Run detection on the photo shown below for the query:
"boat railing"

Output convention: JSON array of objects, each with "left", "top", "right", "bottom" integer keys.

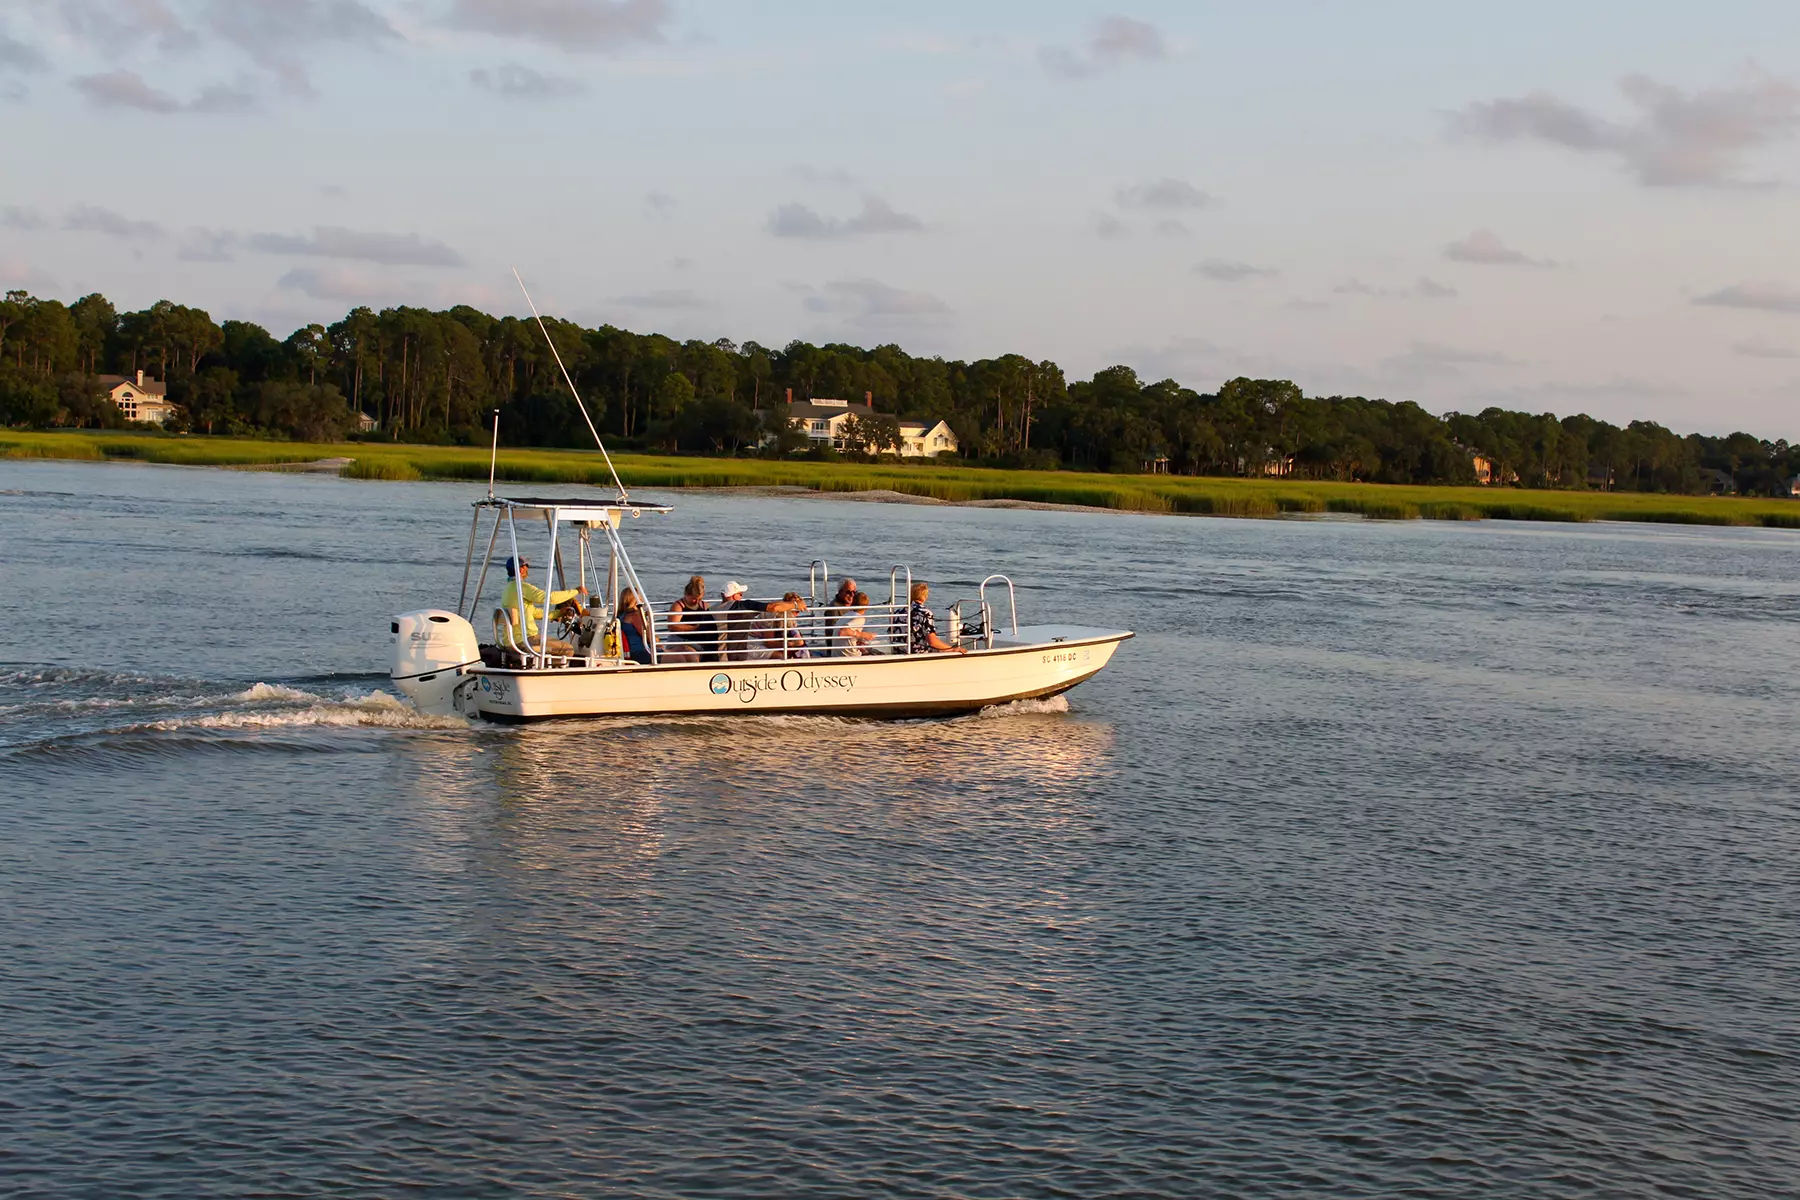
[
  {"left": 649, "top": 600, "right": 917, "bottom": 661},
  {"left": 979, "top": 575, "right": 1019, "bottom": 637}
]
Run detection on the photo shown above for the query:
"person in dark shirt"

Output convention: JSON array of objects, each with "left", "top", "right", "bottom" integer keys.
[
  {"left": 908, "top": 582, "right": 967, "bottom": 655},
  {"left": 666, "top": 575, "right": 717, "bottom": 662},
  {"left": 719, "top": 581, "right": 805, "bottom": 660}
]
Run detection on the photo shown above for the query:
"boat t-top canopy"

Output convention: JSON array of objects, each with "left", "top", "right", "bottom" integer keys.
[{"left": 475, "top": 496, "right": 673, "bottom": 526}]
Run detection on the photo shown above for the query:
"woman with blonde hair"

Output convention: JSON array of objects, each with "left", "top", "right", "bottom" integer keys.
[{"left": 908, "top": 581, "right": 966, "bottom": 655}]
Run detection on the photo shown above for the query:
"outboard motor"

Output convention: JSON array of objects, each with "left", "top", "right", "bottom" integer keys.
[{"left": 390, "top": 610, "right": 481, "bottom": 715}]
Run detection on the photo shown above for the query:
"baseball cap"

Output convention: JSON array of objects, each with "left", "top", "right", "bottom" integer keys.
[{"left": 721, "top": 580, "right": 746, "bottom": 598}]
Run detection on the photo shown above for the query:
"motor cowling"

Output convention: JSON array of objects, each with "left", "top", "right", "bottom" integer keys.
[{"left": 390, "top": 610, "right": 480, "bottom": 715}]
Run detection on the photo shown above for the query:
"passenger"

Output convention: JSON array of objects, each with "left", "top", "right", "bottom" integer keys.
[
  {"left": 499, "top": 556, "right": 586, "bottom": 658},
  {"left": 615, "top": 588, "right": 655, "bottom": 665},
  {"left": 717, "top": 581, "right": 805, "bottom": 661},
  {"left": 771, "top": 591, "right": 812, "bottom": 659},
  {"left": 908, "top": 581, "right": 967, "bottom": 655},
  {"left": 667, "top": 574, "right": 720, "bottom": 663},
  {"left": 830, "top": 577, "right": 858, "bottom": 610},
  {"left": 833, "top": 591, "right": 876, "bottom": 656}
]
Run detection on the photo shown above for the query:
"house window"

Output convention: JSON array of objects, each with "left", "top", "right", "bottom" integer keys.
[{"left": 811, "top": 420, "right": 828, "bottom": 433}]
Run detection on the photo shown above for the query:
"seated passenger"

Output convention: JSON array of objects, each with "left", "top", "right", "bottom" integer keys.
[
  {"left": 833, "top": 591, "right": 876, "bottom": 656},
  {"left": 829, "top": 577, "right": 858, "bottom": 612},
  {"left": 667, "top": 575, "right": 719, "bottom": 663},
  {"left": 718, "top": 581, "right": 806, "bottom": 661},
  {"left": 616, "top": 588, "right": 654, "bottom": 665},
  {"left": 779, "top": 591, "right": 817, "bottom": 658},
  {"left": 908, "top": 581, "right": 967, "bottom": 655},
  {"left": 499, "top": 556, "right": 586, "bottom": 658}
]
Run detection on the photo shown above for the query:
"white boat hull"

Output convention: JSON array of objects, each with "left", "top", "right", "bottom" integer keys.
[{"left": 452, "top": 625, "right": 1131, "bottom": 721}]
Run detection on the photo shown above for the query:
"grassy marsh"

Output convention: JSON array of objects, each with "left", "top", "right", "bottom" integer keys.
[{"left": 5, "top": 429, "right": 1798, "bottom": 529}]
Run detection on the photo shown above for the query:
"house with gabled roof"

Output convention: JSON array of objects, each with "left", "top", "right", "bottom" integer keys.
[
  {"left": 97, "top": 371, "right": 178, "bottom": 425},
  {"left": 775, "top": 390, "right": 958, "bottom": 458}
]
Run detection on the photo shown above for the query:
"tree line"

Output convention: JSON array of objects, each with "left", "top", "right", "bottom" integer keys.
[{"left": 1, "top": 288, "right": 1795, "bottom": 495}]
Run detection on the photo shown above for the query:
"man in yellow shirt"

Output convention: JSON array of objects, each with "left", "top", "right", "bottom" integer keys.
[{"left": 500, "top": 556, "right": 586, "bottom": 656}]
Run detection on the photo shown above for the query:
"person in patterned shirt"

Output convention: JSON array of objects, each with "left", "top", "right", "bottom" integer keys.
[{"left": 908, "top": 581, "right": 967, "bottom": 655}]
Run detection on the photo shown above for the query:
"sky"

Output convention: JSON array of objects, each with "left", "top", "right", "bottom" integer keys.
[{"left": 2, "top": 0, "right": 1798, "bottom": 436}]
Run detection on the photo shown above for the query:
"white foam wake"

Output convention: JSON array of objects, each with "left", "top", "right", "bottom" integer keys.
[
  {"left": 148, "top": 689, "right": 471, "bottom": 732},
  {"left": 978, "top": 695, "right": 1071, "bottom": 718}
]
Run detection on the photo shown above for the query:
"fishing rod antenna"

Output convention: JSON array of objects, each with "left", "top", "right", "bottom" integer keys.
[
  {"left": 511, "top": 266, "right": 628, "bottom": 503},
  {"left": 487, "top": 407, "right": 499, "bottom": 500}
]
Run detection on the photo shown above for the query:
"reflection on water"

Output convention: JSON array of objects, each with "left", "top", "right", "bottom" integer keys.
[{"left": 4, "top": 460, "right": 1800, "bottom": 1198}]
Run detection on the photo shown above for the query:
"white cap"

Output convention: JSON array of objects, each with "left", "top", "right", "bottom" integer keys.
[{"left": 721, "top": 580, "right": 746, "bottom": 598}]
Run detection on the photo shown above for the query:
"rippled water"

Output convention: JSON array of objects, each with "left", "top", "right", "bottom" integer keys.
[{"left": 3, "top": 460, "right": 1798, "bottom": 1198}]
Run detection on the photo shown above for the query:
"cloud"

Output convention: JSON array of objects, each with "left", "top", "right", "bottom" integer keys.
[
  {"left": 0, "top": 30, "right": 48, "bottom": 75},
  {"left": 52, "top": 0, "right": 197, "bottom": 57},
  {"left": 442, "top": 0, "right": 669, "bottom": 53},
  {"left": 470, "top": 63, "right": 585, "bottom": 100},
  {"left": 1153, "top": 218, "right": 1190, "bottom": 238},
  {"left": 614, "top": 288, "right": 705, "bottom": 310},
  {"left": 0, "top": 256, "right": 58, "bottom": 292},
  {"left": 190, "top": 77, "right": 259, "bottom": 112},
  {"left": 768, "top": 196, "right": 924, "bottom": 239},
  {"left": 801, "top": 278, "right": 951, "bottom": 324},
  {"left": 72, "top": 68, "right": 181, "bottom": 112},
  {"left": 1452, "top": 70, "right": 1800, "bottom": 187},
  {"left": 1734, "top": 336, "right": 1797, "bottom": 359},
  {"left": 63, "top": 204, "right": 166, "bottom": 239},
  {"left": 247, "top": 226, "right": 466, "bottom": 267},
  {"left": 1111, "top": 335, "right": 1227, "bottom": 383},
  {"left": 643, "top": 190, "right": 676, "bottom": 216},
  {"left": 787, "top": 164, "right": 856, "bottom": 187},
  {"left": 1115, "top": 177, "right": 1213, "bottom": 210},
  {"left": 1445, "top": 229, "right": 1557, "bottom": 267},
  {"left": 1041, "top": 15, "right": 1166, "bottom": 80},
  {"left": 1334, "top": 277, "right": 1458, "bottom": 300},
  {"left": 1090, "top": 212, "right": 1127, "bottom": 240},
  {"left": 71, "top": 67, "right": 256, "bottom": 113},
  {"left": 1, "top": 205, "right": 47, "bottom": 231},
  {"left": 1693, "top": 281, "right": 1800, "bottom": 314},
  {"left": 276, "top": 265, "right": 394, "bottom": 303},
  {"left": 1195, "top": 258, "right": 1277, "bottom": 282},
  {"left": 205, "top": 0, "right": 397, "bottom": 94},
  {"left": 178, "top": 229, "right": 239, "bottom": 262}
]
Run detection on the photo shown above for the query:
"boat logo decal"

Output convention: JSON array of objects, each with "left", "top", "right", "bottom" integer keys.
[{"left": 708, "top": 668, "right": 857, "bottom": 703}]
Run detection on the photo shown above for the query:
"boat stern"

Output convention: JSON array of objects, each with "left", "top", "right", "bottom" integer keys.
[{"left": 390, "top": 610, "right": 480, "bottom": 715}]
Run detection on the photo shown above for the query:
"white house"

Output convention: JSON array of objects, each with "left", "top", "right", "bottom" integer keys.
[
  {"left": 98, "top": 371, "right": 177, "bottom": 425},
  {"left": 777, "top": 391, "right": 958, "bottom": 458},
  {"left": 898, "top": 418, "right": 957, "bottom": 457}
]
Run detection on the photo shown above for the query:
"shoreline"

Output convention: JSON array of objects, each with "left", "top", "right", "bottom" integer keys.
[{"left": 5, "top": 431, "right": 1798, "bottom": 530}]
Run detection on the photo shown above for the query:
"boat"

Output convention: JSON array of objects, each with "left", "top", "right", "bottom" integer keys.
[
  {"left": 389, "top": 495, "right": 1133, "bottom": 722},
  {"left": 384, "top": 272, "right": 1132, "bottom": 722}
]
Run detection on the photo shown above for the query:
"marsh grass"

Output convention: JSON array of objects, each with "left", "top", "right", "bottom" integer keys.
[
  {"left": 341, "top": 458, "right": 424, "bottom": 481},
  {"left": 6, "top": 430, "right": 1799, "bottom": 530}
]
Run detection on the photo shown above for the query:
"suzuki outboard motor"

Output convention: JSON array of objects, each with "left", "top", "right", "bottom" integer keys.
[{"left": 390, "top": 610, "right": 481, "bottom": 715}]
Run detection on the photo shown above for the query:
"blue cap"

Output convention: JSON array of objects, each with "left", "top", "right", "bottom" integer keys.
[{"left": 505, "top": 556, "right": 529, "bottom": 577}]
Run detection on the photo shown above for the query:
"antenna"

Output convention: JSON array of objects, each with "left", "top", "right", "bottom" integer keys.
[
  {"left": 487, "top": 408, "right": 500, "bottom": 500},
  {"left": 511, "top": 267, "right": 628, "bottom": 502}
]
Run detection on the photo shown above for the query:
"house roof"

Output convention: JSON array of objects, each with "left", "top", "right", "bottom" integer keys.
[
  {"left": 787, "top": 400, "right": 874, "bottom": 420},
  {"left": 97, "top": 374, "right": 169, "bottom": 398}
]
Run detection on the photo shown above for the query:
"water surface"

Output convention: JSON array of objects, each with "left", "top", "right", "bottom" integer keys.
[{"left": 3, "top": 460, "right": 1797, "bottom": 1198}]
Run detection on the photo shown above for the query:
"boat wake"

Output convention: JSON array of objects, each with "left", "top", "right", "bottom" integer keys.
[
  {"left": 0, "top": 670, "right": 472, "bottom": 767},
  {"left": 145, "top": 688, "right": 472, "bottom": 733},
  {"left": 978, "top": 695, "right": 1072, "bottom": 718}
]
